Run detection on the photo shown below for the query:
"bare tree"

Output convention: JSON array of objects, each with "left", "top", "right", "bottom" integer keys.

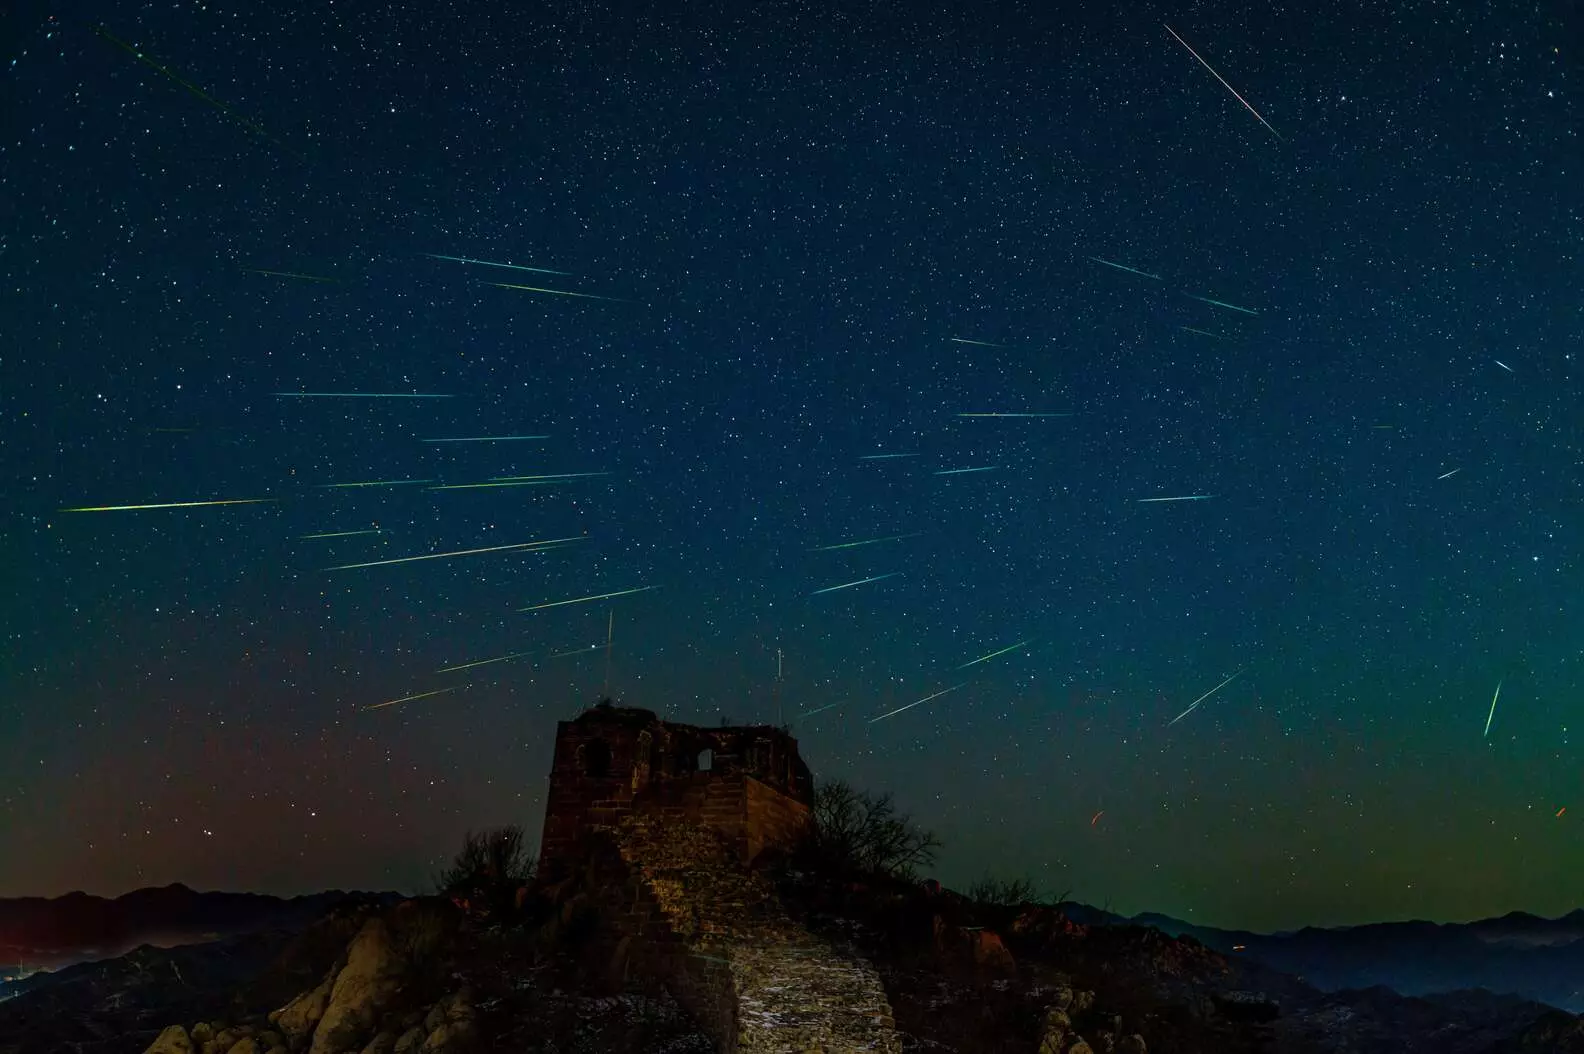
[
  {"left": 436, "top": 825, "right": 536, "bottom": 922},
  {"left": 803, "top": 780, "right": 941, "bottom": 879}
]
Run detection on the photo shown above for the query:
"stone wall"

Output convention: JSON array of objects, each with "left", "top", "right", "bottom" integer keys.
[{"left": 593, "top": 814, "right": 900, "bottom": 1053}]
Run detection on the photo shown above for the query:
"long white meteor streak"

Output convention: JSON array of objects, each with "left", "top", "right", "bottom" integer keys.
[
  {"left": 950, "top": 337, "right": 1006, "bottom": 347},
  {"left": 1186, "top": 293, "right": 1260, "bottom": 316},
  {"left": 1137, "top": 494, "right": 1214, "bottom": 503},
  {"left": 1164, "top": 24, "right": 1283, "bottom": 142},
  {"left": 364, "top": 686, "right": 462, "bottom": 711},
  {"left": 327, "top": 536, "right": 580, "bottom": 570},
  {"left": 424, "top": 435, "right": 549, "bottom": 443},
  {"left": 858, "top": 452, "right": 920, "bottom": 460},
  {"left": 424, "top": 253, "right": 571, "bottom": 275},
  {"left": 934, "top": 466, "right": 999, "bottom": 476},
  {"left": 1483, "top": 679, "right": 1503, "bottom": 738},
  {"left": 811, "top": 532, "right": 921, "bottom": 552},
  {"left": 62, "top": 498, "right": 275, "bottom": 512},
  {"left": 808, "top": 572, "right": 901, "bottom": 596},
  {"left": 1166, "top": 669, "right": 1243, "bottom": 727},
  {"left": 436, "top": 651, "right": 535, "bottom": 674},
  {"left": 486, "top": 281, "right": 633, "bottom": 303},
  {"left": 520, "top": 585, "right": 658, "bottom": 612},
  {"left": 869, "top": 684, "right": 966, "bottom": 724},
  {"left": 301, "top": 529, "right": 382, "bottom": 539},
  {"left": 957, "top": 639, "right": 1033, "bottom": 670},
  {"left": 957, "top": 412, "right": 1073, "bottom": 418}
]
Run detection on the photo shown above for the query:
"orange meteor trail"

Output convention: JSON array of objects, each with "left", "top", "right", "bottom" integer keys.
[{"left": 1164, "top": 25, "right": 1283, "bottom": 142}]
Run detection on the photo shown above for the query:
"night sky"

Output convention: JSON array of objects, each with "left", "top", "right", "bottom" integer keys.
[{"left": 1, "top": 0, "right": 1578, "bottom": 933}]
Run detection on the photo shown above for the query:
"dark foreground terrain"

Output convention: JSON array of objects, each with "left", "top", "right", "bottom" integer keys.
[{"left": 4, "top": 870, "right": 1584, "bottom": 1054}]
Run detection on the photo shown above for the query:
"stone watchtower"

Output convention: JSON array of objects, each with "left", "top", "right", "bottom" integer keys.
[{"left": 538, "top": 701, "right": 813, "bottom": 878}]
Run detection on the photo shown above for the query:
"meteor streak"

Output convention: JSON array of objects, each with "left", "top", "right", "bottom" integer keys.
[
  {"left": 1166, "top": 669, "right": 1243, "bottom": 727},
  {"left": 1495, "top": 360, "right": 1515, "bottom": 373},
  {"left": 424, "top": 253, "right": 571, "bottom": 275},
  {"left": 320, "top": 480, "right": 434, "bottom": 488},
  {"left": 798, "top": 700, "right": 846, "bottom": 719},
  {"left": 869, "top": 683, "right": 965, "bottom": 724},
  {"left": 491, "top": 472, "right": 610, "bottom": 482},
  {"left": 277, "top": 392, "right": 454, "bottom": 398},
  {"left": 520, "top": 585, "right": 658, "bottom": 612},
  {"left": 300, "top": 529, "right": 382, "bottom": 539},
  {"left": 1483, "top": 679, "right": 1503, "bottom": 738},
  {"left": 858, "top": 452, "right": 920, "bottom": 460},
  {"left": 1164, "top": 24, "right": 1283, "bottom": 141},
  {"left": 92, "top": 25, "right": 300, "bottom": 158},
  {"left": 1137, "top": 494, "right": 1214, "bottom": 503},
  {"left": 1437, "top": 468, "right": 1462, "bottom": 480},
  {"left": 327, "top": 536, "right": 580, "bottom": 570},
  {"left": 811, "top": 532, "right": 922, "bottom": 552},
  {"left": 808, "top": 572, "right": 901, "bottom": 596},
  {"left": 1180, "top": 326, "right": 1224, "bottom": 339},
  {"left": 934, "top": 466, "right": 999, "bottom": 476},
  {"left": 486, "top": 281, "right": 633, "bottom": 303},
  {"left": 364, "top": 686, "right": 461, "bottom": 711},
  {"left": 424, "top": 435, "right": 549, "bottom": 443},
  {"left": 437, "top": 651, "right": 534, "bottom": 674},
  {"left": 1087, "top": 256, "right": 1162, "bottom": 280},
  {"left": 950, "top": 337, "right": 1006, "bottom": 347},
  {"left": 956, "top": 639, "right": 1033, "bottom": 670},
  {"left": 1186, "top": 293, "right": 1260, "bottom": 316},
  {"left": 62, "top": 498, "right": 274, "bottom": 512},
  {"left": 244, "top": 268, "right": 339, "bottom": 283},
  {"left": 957, "top": 412, "right": 1073, "bottom": 418}
]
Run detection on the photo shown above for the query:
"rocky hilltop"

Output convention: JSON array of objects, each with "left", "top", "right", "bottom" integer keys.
[{"left": 106, "top": 815, "right": 1584, "bottom": 1054}]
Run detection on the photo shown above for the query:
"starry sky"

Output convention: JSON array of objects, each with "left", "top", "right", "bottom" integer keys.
[{"left": 1, "top": 0, "right": 1578, "bottom": 932}]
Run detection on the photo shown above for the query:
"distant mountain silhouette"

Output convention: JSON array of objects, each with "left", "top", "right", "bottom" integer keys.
[
  {"left": 1104, "top": 907, "right": 1584, "bottom": 1013},
  {"left": 0, "top": 884, "right": 399, "bottom": 972}
]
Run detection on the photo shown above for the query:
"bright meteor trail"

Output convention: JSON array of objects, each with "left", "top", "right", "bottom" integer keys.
[
  {"left": 326, "top": 537, "right": 580, "bottom": 571},
  {"left": 424, "top": 435, "right": 549, "bottom": 443},
  {"left": 62, "top": 498, "right": 275, "bottom": 512},
  {"left": 956, "top": 639, "right": 1033, "bottom": 670},
  {"left": 277, "top": 392, "right": 455, "bottom": 399},
  {"left": 811, "top": 532, "right": 922, "bottom": 551},
  {"left": 957, "top": 412, "right": 1073, "bottom": 418},
  {"left": 1164, "top": 24, "right": 1283, "bottom": 142},
  {"left": 1137, "top": 494, "right": 1215, "bottom": 503},
  {"left": 364, "top": 686, "right": 462, "bottom": 712},
  {"left": 870, "top": 684, "right": 966, "bottom": 724},
  {"left": 520, "top": 586, "right": 658, "bottom": 612},
  {"left": 1167, "top": 669, "right": 1244, "bottom": 727},
  {"left": 809, "top": 572, "right": 901, "bottom": 596},
  {"left": 1483, "top": 679, "right": 1504, "bottom": 738},
  {"left": 1186, "top": 293, "right": 1260, "bottom": 316}
]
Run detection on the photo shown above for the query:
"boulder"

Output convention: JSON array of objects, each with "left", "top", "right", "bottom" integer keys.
[
  {"left": 393, "top": 1028, "right": 426, "bottom": 1054},
  {"left": 971, "top": 929, "right": 1015, "bottom": 971},
  {"left": 359, "top": 1034, "right": 397, "bottom": 1054},
  {"left": 226, "top": 1040, "right": 261, "bottom": 1054},
  {"left": 144, "top": 1026, "right": 195, "bottom": 1054},
  {"left": 191, "top": 1024, "right": 215, "bottom": 1046},
  {"left": 310, "top": 918, "right": 409, "bottom": 1054},
  {"left": 275, "top": 969, "right": 337, "bottom": 1041},
  {"left": 1118, "top": 1037, "right": 1147, "bottom": 1054}
]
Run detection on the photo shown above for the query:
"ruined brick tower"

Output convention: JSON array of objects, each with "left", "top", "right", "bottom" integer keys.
[{"left": 538, "top": 701, "right": 814, "bottom": 877}]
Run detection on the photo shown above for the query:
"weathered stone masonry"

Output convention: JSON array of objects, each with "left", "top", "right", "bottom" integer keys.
[{"left": 541, "top": 703, "right": 902, "bottom": 1053}]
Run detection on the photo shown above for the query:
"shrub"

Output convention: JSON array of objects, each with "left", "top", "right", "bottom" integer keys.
[
  {"left": 966, "top": 876, "right": 1040, "bottom": 907},
  {"left": 436, "top": 825, "right": 537, "bottom": 923}
]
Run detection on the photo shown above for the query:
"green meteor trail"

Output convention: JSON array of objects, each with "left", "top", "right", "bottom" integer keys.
[
  {"left": 424, "top": 253, "right": 571, "bottom": 275},
  {"left": 950, "top": 337, "right": 1007, "bottom": 347},
  {"left": 934, "top": 466, "right": 999, "bottom": 476},
  {"left": 520, "top": 586, "right": 658, "bottom": 612},
  {"left": 869, "top": 684, "right": 966, "bottom": 724},
  {"left": 808, "top": 572, "right": 901, "bottom": 596},
  {"left": 811, "top": 532, "right": 921, "bottom": 552},
  {"left": 1186, "top": 293, "right": 1260, "bottom": 316},
  {"left": 1088, "top": 256, "right": 1162, "bottom": 280},
  {"left": 858, "top": 452, "right": 920, "bottom": 460},
  {"left": 319, "top": 480, "right": 434, "bottom": 488},
  {"left": 1136, "top": 494, "right": 1214, "bottom": 502},
  {"left": 300, "top": 529, "right": 383, "bottom": 539},
  {"left": 956, "top": 639, "right": 1033, "bottom": 670},
  {"left": 957, "top": 412, "right": 1073, "bottom": 418},
  {"left": 423, "top": 435, "right": 549, "bottom": 443}
]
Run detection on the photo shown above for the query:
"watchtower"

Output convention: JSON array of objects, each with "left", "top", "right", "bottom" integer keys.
[{"left": 538, "top": 701, "right": 813, "bottom": 876}]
